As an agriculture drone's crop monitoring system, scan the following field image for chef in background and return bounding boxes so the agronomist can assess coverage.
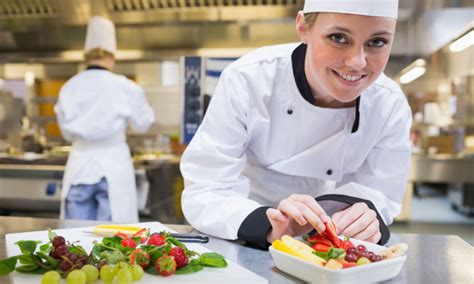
[180,0,411,249]
[55,16,155,222]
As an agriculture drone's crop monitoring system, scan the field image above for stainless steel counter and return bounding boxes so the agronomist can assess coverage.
[409,154,474,183]
[1,216,473,284]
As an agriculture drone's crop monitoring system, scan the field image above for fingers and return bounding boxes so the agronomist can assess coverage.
[332,202,381,244]
[267,208,288,224]
[366,230,382,244]
[278,194,329,233]
[266,208,290,243]
[333,202,369,236]
[352,218,380,241]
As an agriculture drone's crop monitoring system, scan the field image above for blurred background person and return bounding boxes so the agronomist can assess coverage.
[54,16,155,222]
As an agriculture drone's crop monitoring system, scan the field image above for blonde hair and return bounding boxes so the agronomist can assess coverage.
[303,13,318,29]
[84,48,114,62]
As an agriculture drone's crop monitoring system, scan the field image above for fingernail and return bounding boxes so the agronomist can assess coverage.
[318,224,325,232]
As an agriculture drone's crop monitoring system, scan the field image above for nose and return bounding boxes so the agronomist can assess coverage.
[344,46,367,70]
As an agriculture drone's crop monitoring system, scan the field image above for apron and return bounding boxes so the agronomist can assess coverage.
[60,133,138,223]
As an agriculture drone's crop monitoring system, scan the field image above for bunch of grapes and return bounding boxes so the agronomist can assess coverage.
[99,262,145,283]
[48,236,90,272]
[344,244,382,264]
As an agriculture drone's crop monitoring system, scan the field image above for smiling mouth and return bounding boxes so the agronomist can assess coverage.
[333,70,367,82]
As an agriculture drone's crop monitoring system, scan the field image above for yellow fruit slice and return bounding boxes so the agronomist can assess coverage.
[272,239,300,258]
[275,235,326,266]
[92,225,141,237]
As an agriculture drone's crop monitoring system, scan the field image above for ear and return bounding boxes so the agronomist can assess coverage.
[295,11,308,44]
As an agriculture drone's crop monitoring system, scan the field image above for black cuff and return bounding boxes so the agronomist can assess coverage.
[237,206,272,250]
[315,194,391,245]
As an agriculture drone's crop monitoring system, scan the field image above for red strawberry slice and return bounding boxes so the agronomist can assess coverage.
[132,228,149,244]
[323,221,343,248]
[307,233,333,247]
[312,243,332,252]
[148,233,166,247]
[121,238,137,249]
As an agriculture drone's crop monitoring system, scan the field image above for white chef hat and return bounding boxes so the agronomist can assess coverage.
[84,16,117,54]
[303,0,399,19]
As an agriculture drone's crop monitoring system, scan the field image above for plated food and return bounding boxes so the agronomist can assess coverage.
[270,222,408,283]
[0,226,227,284]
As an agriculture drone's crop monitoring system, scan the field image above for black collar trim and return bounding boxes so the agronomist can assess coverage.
[86,65,108,71]
[291,43,360,134]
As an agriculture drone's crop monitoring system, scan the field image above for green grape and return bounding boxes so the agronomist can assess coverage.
[100,264,116,283]
[66,270,87,284]
[116,268,132,284]
[356,257,372,266]
[130,264,144,281]
[81,264,99,282]
[115,261,130,270]
[41,271,61,284]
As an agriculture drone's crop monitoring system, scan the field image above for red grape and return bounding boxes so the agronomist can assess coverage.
[52,236,66,248]
[347,247,357,255]
[356,245,367,253]
[66,252,77,262]
[55,245,69,256]
[345,253,358,262]
[371,254,383,262]
[367,251,374,259]
[60,261,72,271]
[359,251,370,259]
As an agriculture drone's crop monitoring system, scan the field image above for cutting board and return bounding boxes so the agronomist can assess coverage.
[5,222,267,284]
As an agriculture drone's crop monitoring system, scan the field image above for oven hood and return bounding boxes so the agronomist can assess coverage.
[0,0,472,62]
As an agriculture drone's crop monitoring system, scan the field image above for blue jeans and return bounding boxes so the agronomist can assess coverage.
[65,177,112,221]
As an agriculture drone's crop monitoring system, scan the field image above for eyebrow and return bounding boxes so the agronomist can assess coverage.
[332,26,393,36]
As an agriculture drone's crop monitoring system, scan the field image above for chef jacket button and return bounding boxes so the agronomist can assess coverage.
[326,169,333,175]
[287,108,293,115]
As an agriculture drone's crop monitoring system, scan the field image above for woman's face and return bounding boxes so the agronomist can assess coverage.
[296,12,396,107]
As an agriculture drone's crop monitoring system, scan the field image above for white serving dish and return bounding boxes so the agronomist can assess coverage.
[269,238,406,284]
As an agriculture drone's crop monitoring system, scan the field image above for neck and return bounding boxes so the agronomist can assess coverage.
[312,94,357,108]
[87,58,114,70]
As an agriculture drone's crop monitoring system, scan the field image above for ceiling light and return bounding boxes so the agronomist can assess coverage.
[449,30,474,53]
[399,59,426,84]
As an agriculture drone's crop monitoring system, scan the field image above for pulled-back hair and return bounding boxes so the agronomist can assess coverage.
[304,13,318,29]
[84,48,114,62]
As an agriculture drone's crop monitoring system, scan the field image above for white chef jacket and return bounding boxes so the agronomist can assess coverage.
[180,43,412,247]
[55,67,155,222]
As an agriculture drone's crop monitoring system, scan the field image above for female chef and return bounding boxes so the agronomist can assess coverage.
[180,0,412,249]
[55,16,155,222]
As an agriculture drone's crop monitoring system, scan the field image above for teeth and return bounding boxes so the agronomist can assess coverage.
[336,71,363,82]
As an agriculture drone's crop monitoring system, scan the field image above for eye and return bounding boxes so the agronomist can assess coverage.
[329,34,348,44]
[368,38,388,47]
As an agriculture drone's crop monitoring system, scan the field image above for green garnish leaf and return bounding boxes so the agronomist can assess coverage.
[15,264,38,272]
[39,243,51,253]
[176,259,203,274]
[36,252,60,269]
[313,251,329,260]
[200,252,227,268]
[14,240,39,254]
[15,265,47,274]
[0,257,17,276]
[328,247,345,259]
[16,254,33,265]
[47,228,57,242]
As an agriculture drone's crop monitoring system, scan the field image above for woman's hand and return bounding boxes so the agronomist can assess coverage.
[331,202,381,243]
[266,194,330,243]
